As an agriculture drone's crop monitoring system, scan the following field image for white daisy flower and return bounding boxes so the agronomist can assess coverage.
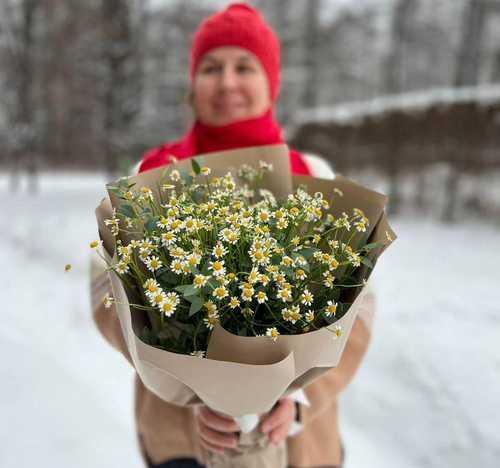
[332,325,342,340]
[184,217,197,233]
[266,327,280,342]
[325,300,338,317]
[203,312,219,330]
[220,227,240,244]
[114,261,130,275]
[149,291,167,307]
[165,292,180,306]
[157,217,170,229]
[241,288,254,302]
[305,310,315,323]
[256,291,268,304]
[301,289,314,306]
[144,256,162,272]
[295,269,307,281]
[208,260,226,277]
[143,278,160,295]
[281,305,301,324]
[275,218,287,230]
[258,209,272,223]
[247,267,260,284]
[193,274,209,289]
[161,232,176,246]
[90,240,102,249]
[213,286,229,300]
[323,272,335,288]
[102,293,114,309]
[186,252,202,268]
[160,301,176,317]
[259,274,270,286]
[170,259,185,275]
[276,287,292,303]
[204,300,217,315]
[212,242,228,259]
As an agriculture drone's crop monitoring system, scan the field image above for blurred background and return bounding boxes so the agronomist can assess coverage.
[1,0,499,467]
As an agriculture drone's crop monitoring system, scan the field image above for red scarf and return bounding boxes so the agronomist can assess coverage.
[138,109,311,175]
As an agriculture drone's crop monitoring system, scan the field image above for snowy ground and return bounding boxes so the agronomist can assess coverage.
[1,172,499,468]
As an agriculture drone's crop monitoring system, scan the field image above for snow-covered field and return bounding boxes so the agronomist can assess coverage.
[1,172,499,468]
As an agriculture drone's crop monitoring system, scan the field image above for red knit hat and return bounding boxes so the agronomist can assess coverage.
[190,3,281,102]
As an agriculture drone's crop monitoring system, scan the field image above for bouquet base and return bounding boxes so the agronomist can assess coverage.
[205,429,286,468]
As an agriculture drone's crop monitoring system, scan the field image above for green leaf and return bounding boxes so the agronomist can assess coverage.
[118,204,135,218]
[180,169,193,185]
[175,284,198,296]
[157,270,177,285]
[184,294,200,303]
[361,257,373,268]
[200,263,210,276]
[207,277,219,289]
[191,158,201,175]
[298,248,316,260]
[361,242,384,252]
[282,266,294,277]
[145,217,159,232]
[189,296,204,316]
[191,189,205,204]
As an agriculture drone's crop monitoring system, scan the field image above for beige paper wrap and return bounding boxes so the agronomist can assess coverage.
[95,144,396,468]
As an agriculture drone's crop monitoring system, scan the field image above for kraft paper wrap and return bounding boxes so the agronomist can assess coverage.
[95,144,396,468]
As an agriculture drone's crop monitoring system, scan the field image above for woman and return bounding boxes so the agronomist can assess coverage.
[91,4,374,468]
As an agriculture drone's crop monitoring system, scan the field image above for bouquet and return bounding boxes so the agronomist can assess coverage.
[94,144,395,468]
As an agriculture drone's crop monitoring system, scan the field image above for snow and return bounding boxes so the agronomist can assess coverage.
[2,171,499,468]
[294,84,500,126]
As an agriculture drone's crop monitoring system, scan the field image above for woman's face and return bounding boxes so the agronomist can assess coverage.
[192,46,271,126]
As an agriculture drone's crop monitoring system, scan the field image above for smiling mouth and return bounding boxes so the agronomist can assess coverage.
[213,101,246,112]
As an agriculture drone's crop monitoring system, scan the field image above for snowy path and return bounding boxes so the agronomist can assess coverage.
[1,173,499,468]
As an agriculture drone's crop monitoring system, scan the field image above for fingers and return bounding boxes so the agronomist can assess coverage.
[198,436,227,455]
[195,406,240,454]
[197,423,238,451]
[259,398,295,434]
[198,406,240,432]
[269,423,290,445]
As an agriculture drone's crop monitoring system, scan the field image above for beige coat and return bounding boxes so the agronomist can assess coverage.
[90,154,375,467]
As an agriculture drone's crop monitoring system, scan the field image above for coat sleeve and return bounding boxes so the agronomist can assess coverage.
[296,285,376,428]
[90,252,134,366]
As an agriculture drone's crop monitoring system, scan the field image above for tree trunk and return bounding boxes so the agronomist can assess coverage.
[101,0,137,177]
[383,0,416,94]
[301,0,321,109]
[454,0,486,88]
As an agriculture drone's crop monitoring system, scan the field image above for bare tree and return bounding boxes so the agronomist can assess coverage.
[301,0,322,109]
[440,0,488,222]
[100,0,142,177]
[1,0,40,192]
[383,0,418,215]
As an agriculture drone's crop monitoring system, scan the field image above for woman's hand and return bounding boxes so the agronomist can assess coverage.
[258,397,296,445]
[195,406,240,455]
